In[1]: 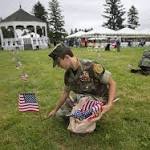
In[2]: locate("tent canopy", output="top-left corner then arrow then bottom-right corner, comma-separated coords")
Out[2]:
15,29 -> 40,38
65,27 -> 150,39
115,27 -> 139,35
66,31 -> 86,39
83,27 -> 115,37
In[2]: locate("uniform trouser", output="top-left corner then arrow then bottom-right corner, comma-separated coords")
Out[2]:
56,94 -> 82,117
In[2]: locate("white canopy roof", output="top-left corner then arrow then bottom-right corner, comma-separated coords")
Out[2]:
83,27 -> 116,37
15,29 -> 30,37
137,28 -> 150,35
65,27 -> 150,39
15,29 -> 40,38
21,32 -> 40,38
15,29 -> 24,37
115,27 -> 140,35
66,31 -> 86,38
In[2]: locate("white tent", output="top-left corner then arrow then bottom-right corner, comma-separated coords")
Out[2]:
65,27 -> 150,40
15,29 -> 31,38
66,31 -> 86,39
137,28 -> 150,35
15,29 -> 24,37
20,32 -> 40,38
83,27 -> 116,37
116,27 -> 140,35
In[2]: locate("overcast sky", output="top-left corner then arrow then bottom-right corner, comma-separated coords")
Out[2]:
0,0 -> 150,33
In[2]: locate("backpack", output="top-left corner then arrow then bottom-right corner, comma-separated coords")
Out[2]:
138,50 -> 150,72
131,50 -> 150,75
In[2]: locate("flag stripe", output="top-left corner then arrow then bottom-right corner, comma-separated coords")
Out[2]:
19,105 -> 39,108
19,108 -> 39,112
19,106 -> 39,110
88,101 -> 93,110
19,103 -> 39,106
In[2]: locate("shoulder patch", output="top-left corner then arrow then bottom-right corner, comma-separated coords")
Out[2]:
93,64 -> 103,74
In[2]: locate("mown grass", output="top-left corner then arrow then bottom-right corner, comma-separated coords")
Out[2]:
0,47 -> 150,150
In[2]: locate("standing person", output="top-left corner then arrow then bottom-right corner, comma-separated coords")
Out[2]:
54,41 -> 57,46
105,43 -> 110,51
116,39 -> 121,52
48,43 -> 116,132
84,38 -> 88,47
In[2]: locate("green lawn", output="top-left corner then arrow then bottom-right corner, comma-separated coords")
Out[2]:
0,47 -> 150,150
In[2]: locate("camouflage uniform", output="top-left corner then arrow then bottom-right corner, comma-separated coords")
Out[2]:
56,59 -> 112,117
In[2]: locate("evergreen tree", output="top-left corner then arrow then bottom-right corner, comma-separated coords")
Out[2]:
102,0 -> 126,30
70,29 -> 74,35
1,27 -> 14,38
0,17 -> 2,22
32,1 -> 47,22
127,5 -> 140,29
89,28 -> 93,31
48,0 -> 65,45
74,28 -> 78,33
84,29 -> 88,32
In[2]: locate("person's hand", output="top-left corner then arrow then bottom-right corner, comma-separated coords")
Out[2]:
102,103 -> 112,114
48,109 -> 57,118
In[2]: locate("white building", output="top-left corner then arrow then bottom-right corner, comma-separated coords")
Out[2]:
0,6 -> 48,50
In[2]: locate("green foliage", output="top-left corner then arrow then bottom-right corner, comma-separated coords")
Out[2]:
70,29 -> 74,35
102,0 -> 126,30
0,48 -> 150,150
127,5 -> 140,29
74,28 -> 78,33
1,26 -> 14,38
32,1 -> 47,22
48,0 -> 66,45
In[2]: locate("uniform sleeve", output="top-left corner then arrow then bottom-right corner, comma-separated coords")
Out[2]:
64,70 -> 71,92
64,85 -> 70,92
100,70 -> 112,84
92,63 -> 111,84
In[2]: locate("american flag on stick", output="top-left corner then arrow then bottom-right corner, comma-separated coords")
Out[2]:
20,73 -> 28,81
18,93 -> 39,112
16,61 -> 22,69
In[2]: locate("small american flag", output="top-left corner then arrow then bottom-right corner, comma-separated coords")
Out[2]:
69,100 -> 103,120
16,61 -> 22,69
18,93 -> 39,112
20,73 -> 28,81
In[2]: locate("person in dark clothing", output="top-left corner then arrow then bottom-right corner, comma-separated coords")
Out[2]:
105,43 -> 110,51
116,39 -> 121,52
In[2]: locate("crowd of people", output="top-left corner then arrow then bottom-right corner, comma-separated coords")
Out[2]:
63,37 -> 147,53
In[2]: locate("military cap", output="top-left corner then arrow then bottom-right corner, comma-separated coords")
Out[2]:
48,43 -> 71,67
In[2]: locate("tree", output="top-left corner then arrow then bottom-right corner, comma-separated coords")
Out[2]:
127,5 -> 140,29
102,0 -> 126,30
32,1 -> 47,22
70,29 -> 74,35
74,28 -> 78,33
0,17 -> 2,22
48,0 -> 66,45
1,27 -> 14,38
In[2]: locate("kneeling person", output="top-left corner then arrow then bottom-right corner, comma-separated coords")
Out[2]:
48,43 -> 116,127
